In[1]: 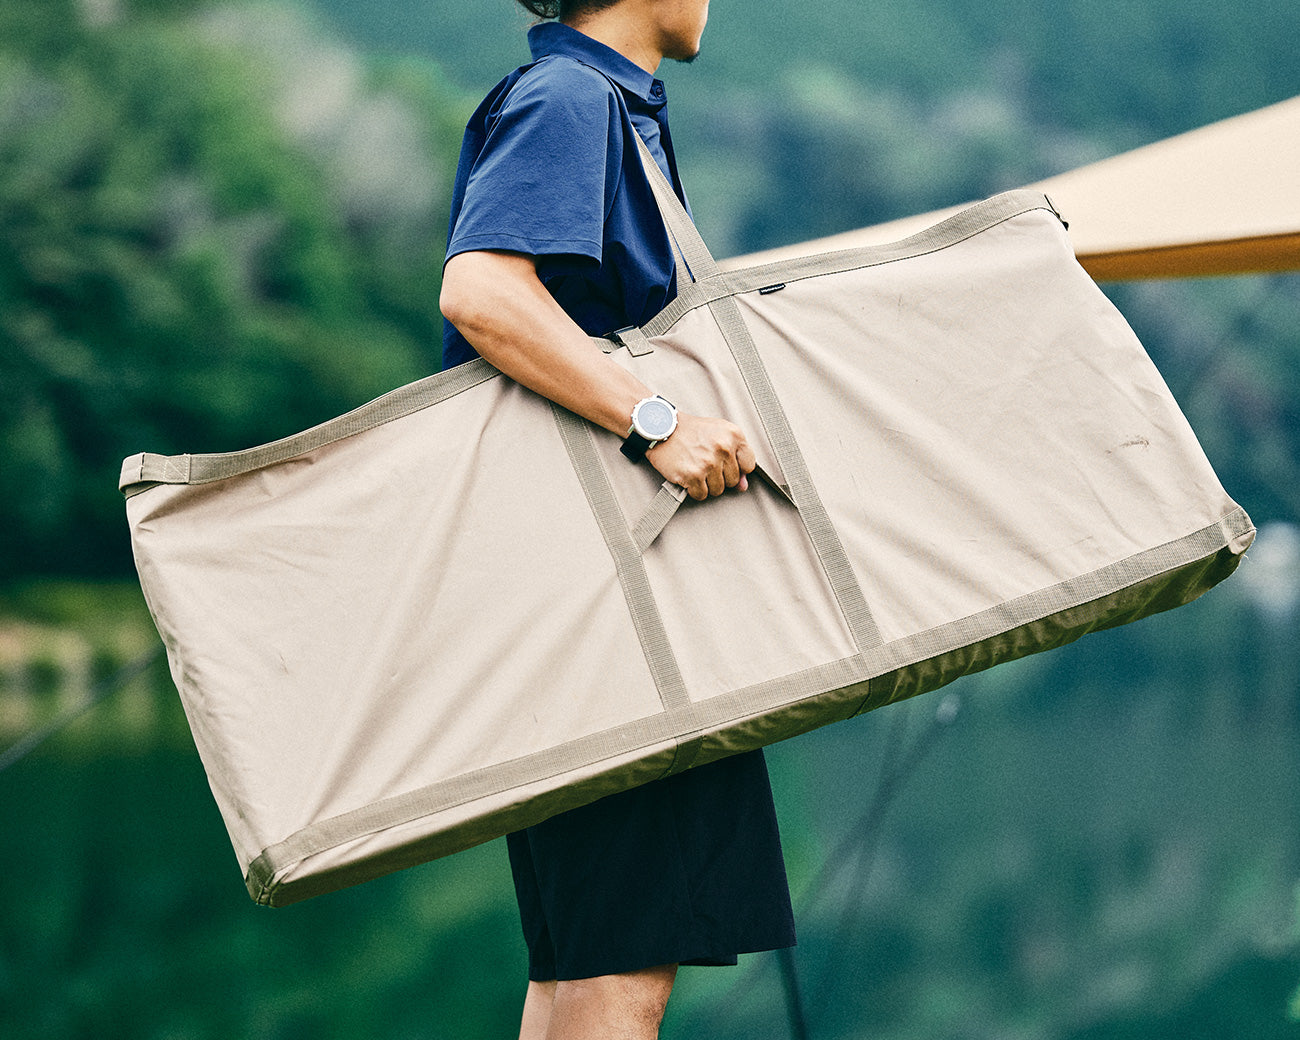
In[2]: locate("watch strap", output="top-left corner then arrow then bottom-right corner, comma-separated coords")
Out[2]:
621,428 -> 654,463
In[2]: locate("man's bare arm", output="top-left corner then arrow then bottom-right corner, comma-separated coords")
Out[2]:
440,249 -> 753,500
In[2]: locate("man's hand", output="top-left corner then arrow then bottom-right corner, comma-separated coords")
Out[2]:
646,414 -> 756,500
442,252 -> 757,499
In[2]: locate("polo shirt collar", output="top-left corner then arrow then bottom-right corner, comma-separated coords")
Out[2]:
528,21 -> 665,105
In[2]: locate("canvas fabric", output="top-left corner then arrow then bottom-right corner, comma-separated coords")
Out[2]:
120,148 -> 1253,907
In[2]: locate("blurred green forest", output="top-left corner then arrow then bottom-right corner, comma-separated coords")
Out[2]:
1,0 -> 466,579
2,0 -> 1299,1038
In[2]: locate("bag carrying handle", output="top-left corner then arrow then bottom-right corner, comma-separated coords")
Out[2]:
622,133 -> 798,552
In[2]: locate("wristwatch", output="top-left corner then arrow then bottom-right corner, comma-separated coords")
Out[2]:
621,395 -> 678,463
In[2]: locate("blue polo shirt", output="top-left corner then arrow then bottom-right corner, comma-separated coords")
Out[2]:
441,22 -> 691,370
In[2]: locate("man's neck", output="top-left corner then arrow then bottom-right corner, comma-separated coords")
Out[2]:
566,3 -> 664,75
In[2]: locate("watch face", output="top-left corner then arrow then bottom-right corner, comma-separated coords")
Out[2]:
636,398 -> 677,440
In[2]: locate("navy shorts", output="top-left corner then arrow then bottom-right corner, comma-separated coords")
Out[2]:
507,748 -> 796,981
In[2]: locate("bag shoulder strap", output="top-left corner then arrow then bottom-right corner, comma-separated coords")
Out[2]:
629,132 -> 719,286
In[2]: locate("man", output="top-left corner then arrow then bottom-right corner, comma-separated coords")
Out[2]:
440,2 -> 795,1036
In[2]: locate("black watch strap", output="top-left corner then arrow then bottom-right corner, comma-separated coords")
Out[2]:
620,429 -> 654,463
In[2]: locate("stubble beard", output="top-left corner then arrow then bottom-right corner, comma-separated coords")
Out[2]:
667,40 -> 702,64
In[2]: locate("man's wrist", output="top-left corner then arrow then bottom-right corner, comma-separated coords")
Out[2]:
621,395 -> 678,463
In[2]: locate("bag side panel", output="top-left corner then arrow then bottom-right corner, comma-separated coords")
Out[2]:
127,378 -> 664,872
736,209 -> 1243,647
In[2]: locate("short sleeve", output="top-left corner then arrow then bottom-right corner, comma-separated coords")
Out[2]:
446,60 -> 622,267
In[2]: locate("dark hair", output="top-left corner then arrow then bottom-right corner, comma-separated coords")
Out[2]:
514,0 -> 622,20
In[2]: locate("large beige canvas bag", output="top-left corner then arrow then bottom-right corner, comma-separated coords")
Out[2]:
121,156 -> 1253,906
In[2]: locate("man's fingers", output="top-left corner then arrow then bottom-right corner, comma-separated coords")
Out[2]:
647,413 -> 756,498
721,452 -> 742,490
721,441 -> 755,494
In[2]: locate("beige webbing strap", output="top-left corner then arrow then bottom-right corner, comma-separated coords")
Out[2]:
245,505 -> 1253,899
641,191 -> 1064,339
665,223 -> 691,289
633,128 -> 884,652
245,702 -> 704,902
546,403 -> 712,773
627,464 -> 794,554
607,325 -> 656,357
549,403 -> 693,715
632,134 -> 717,284
631,482 -> 689,553
119,360 -> 500,496
891,507 -> 1256,668
709,293 -> 884,651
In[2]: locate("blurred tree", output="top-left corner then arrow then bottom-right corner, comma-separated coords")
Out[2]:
1109,275 -> 1300,529
0,0 -> 468,581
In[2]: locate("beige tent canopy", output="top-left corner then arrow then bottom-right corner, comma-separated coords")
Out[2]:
729,95 -> 1300,280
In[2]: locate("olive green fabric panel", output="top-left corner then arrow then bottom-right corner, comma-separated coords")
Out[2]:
245,508 -> 1249,906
